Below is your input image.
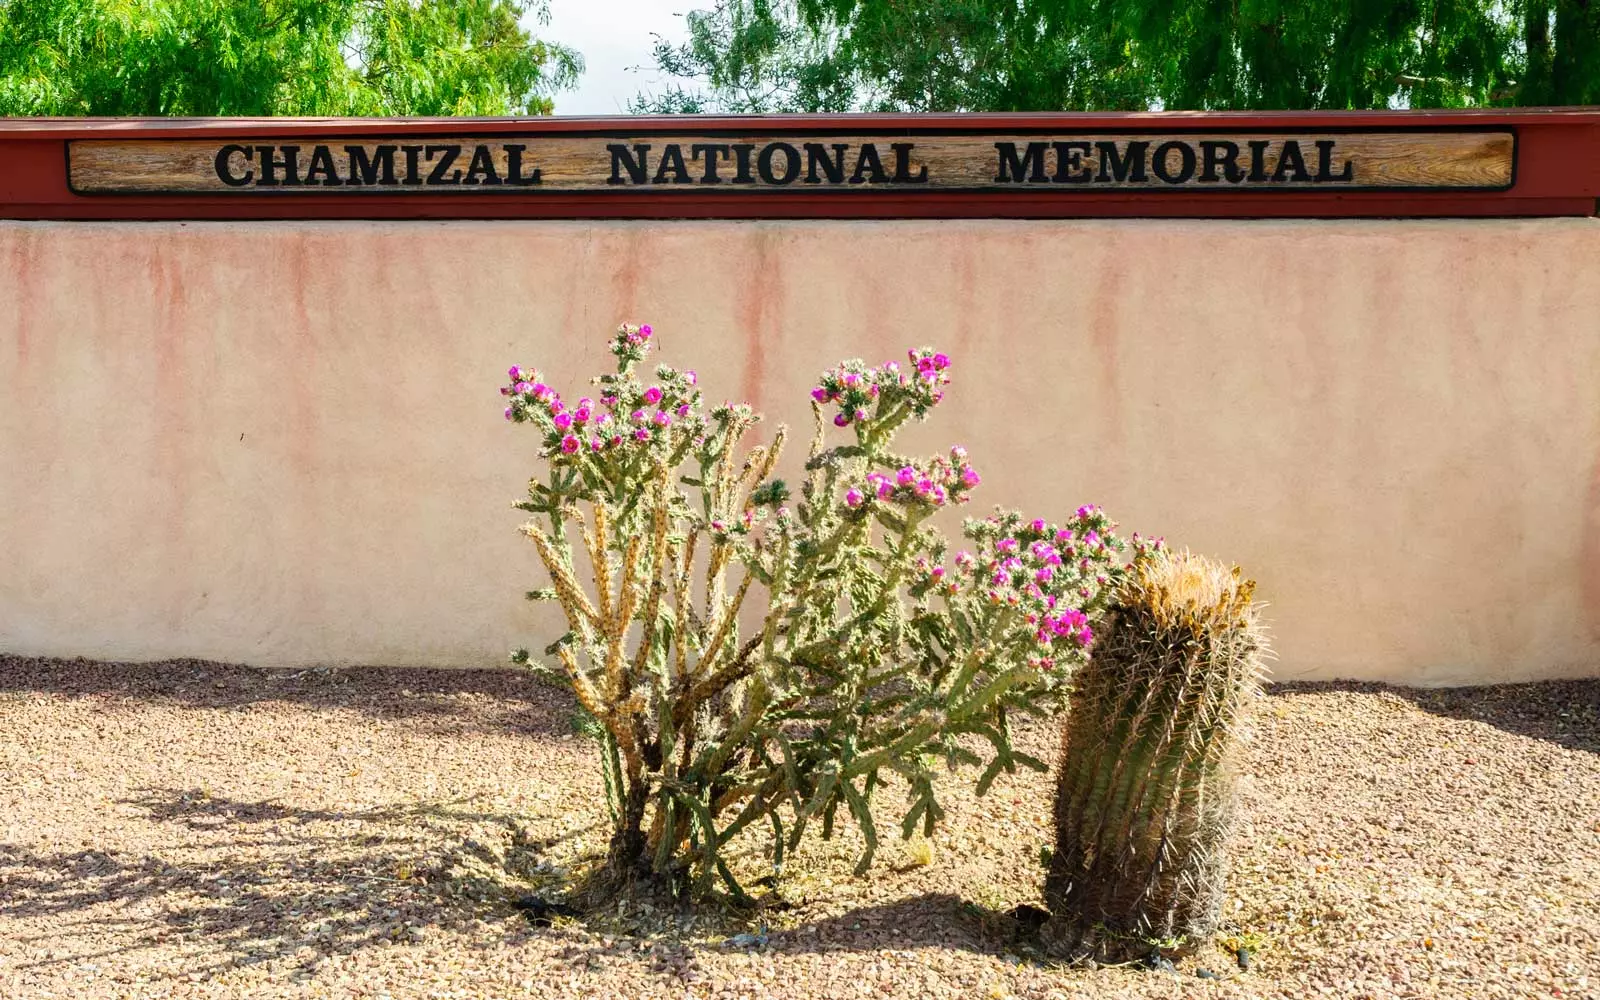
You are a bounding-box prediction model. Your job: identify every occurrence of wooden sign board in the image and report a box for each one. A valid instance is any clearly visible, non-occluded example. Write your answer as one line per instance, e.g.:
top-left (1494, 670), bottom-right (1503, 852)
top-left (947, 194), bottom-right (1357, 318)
top-left (68, 131), bottom-right (1514, 195)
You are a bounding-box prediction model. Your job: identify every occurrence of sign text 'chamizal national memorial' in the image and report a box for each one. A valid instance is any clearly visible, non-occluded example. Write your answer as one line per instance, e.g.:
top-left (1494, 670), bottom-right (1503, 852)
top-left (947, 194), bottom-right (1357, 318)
top-left (68, 131), bottom-right (1514, 194)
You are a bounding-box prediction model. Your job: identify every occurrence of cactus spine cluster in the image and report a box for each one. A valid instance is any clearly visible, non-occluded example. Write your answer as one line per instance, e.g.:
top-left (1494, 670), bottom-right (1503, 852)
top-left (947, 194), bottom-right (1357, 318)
top-left (1044, 551), bottom-right (1267, 960)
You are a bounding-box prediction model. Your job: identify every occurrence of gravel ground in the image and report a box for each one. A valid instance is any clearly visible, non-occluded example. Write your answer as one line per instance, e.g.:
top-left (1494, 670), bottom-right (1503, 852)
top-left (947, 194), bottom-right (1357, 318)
top-left (1, 657), bottom-right (1596, 1000)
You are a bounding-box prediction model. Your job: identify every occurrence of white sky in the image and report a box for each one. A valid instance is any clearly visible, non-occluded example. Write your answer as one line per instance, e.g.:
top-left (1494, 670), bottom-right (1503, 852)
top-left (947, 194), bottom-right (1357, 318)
top-left (534, 0), bottom-right (695, 116)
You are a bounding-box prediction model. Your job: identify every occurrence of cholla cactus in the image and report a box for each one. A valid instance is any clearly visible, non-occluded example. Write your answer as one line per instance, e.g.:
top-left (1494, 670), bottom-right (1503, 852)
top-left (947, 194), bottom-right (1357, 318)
top-left (1043, 551), bottom-right (1267, 960)
top-left (502, 323), bottom-right (1155, 897)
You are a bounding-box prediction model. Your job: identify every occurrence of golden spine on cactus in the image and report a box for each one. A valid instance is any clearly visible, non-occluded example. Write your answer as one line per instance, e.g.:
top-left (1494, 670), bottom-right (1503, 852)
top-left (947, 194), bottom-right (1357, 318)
top-left (1044, 551), bottom-right (1268, 962)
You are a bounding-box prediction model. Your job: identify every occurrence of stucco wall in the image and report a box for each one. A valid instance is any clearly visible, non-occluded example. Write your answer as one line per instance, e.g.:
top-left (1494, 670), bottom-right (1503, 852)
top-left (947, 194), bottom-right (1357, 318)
top-left (2, 219), bottom-right (1597, 685)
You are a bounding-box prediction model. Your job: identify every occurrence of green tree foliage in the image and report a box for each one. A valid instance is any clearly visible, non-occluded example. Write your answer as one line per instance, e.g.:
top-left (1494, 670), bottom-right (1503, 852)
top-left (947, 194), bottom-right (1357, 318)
top-left (631, 0), bottom-right (1600, 113)
top-left (0, 0), bottom-right (581, 116)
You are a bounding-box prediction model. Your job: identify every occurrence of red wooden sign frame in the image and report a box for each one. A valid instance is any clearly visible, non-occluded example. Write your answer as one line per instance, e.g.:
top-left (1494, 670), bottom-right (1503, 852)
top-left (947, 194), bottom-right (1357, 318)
top-left (2, 110), bottom-right (1597, 220)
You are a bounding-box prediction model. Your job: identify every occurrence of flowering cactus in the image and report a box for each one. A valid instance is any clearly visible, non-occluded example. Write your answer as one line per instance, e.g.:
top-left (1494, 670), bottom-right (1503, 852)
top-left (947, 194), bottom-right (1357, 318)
top-left (503, 323), bottom-right (1158, 897)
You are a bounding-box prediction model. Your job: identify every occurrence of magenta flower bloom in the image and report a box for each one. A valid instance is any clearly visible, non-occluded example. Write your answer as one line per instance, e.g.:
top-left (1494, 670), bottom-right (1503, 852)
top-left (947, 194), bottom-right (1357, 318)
top-left (845, 488), bottom-right (864, 508)
top-left (950, 445), bottom-right (967, 461)
top-left (834, 412), bottom-right (850, 427)
top-left (1076, 626), bottom-right (1094, 646)
top-left (530, 382), bottom-right (546, 396)
top-left (653, 410), bottom-right (671, 427)
top-left (676, 403), bottom-right (691, 417)
top-left (499, 386), bottom-right (511, 396)
top-left (560, 435), bottom-right (579, 453)
top-left (634, 428), bottom-right (650, 441)
top-left (590, 438), bottom-right (603, 451)
top-left (896, 466), bottom-right (916, 486)
top-left (992, 569), bottom-right (1012, 587)
top-left (643, 386), bottom-right (663, 405)
top-left (811, 386), bottom-right (828, 402)
top-left (508, 366), bottom-right (523, 381)
top-left (930, 566), bottom-right (945, 579)
top-left (1030, 518), bottom-right (1046, 533)
top-left (853, 408), bottom-right (867, 422)
top-left (554, 412), bottom-right (573, 430)
top-left (610, 434), bottom-right (623, 446)
top-left (548, 397), bottom-right (565, 415)
top-left (960, 466), bottom-right (980, 488)
top-left (954, 551), bottom-right (974, 569)
top-left (1036, 566), bottom-right (1054, 583)
top-left (639, 324), bottom-right (652, 338)
top-left (876, 480), bottom-right (894, 499)
top-left (842, 372), bottom-right (859, 387)
top-left (931, 485), bottom-right (947, 504)
top-left (514, 380), bottom-right (531, 394)
top-left (573, 406), bottom-right (591, 423)
top-left (631, 409), bottom-right (647, 424)
top-left (996, 538), bottom-right (1018, 554)
top-left (503, 407), bottom-right (513, 421)
top-left (685, 370), bottom-right (697, 385)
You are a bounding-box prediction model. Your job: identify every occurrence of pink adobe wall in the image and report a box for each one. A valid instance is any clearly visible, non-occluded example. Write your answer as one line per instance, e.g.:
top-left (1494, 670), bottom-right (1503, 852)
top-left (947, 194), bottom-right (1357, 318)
top-left (1, 219), bottom-right (1597, 685)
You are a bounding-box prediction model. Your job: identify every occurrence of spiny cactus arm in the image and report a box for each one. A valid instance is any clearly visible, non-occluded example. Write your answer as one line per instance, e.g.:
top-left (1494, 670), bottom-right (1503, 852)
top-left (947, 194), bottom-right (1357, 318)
top-left (582, 503), bottom-right (615, 628)
top-left (673, 633), bottom-right (763, 730)
top-left (690, 569), bottom-right (755, 682)
top-left (629, 468), bottom-right (675, 678)
top-left (521, 522), bottom-right (603, 632)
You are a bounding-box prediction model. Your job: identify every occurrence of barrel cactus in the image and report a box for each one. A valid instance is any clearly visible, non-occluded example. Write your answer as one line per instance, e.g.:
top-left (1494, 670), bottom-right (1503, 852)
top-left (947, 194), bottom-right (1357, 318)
top-left (1043, 551), bottom-right (1267, 961)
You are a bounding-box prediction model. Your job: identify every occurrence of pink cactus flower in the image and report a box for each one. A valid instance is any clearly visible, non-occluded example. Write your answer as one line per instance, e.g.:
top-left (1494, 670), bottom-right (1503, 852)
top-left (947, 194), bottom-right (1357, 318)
top-left (653, 411), bottom-right (671, 427)
top-left (553, 412), bottom-right (573, 430)
top-left (811, 387), bottom-right (828, 402)
top-left (897, 466), bottom-right (916, 486)
top-left (561, 435), bottom-right (579, 453)
top-left (508, 366), bottom-right (523, 381)
top-left (639, 324), bottom-right (653, 339)
top-left (676, 404), bottom-right (691, 417)
top-left (643, 386), bottom-right (663, 405)
top-left (573, 406), bottom-right (591, 423)
top-left (845, 489), bottom-right (864, 508)
top-left (685, 370), bottom-right (697, 385)
top-left (960, 466), bottom-right (980, 488)
top-left (631, 409), bottom-right (647, 424)
top-left (503, 407), bottom-right (513, 421)
top-left (634, 428), bottom-right (650, 441)
top-left (834, 412), bottom-right (851, 427)
top-left (876, 480), bottom-right (894, 499)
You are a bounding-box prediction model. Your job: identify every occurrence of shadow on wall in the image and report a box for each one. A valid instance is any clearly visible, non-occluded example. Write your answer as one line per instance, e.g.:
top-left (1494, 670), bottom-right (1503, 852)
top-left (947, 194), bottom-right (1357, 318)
top-left (1269, 679), bottom-right (1600, 756)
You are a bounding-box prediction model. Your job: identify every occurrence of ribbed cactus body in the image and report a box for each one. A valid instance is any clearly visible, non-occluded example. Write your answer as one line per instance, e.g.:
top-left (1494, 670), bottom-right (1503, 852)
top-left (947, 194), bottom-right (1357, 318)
top-left (1044, 552), bottom-right (1266, 960)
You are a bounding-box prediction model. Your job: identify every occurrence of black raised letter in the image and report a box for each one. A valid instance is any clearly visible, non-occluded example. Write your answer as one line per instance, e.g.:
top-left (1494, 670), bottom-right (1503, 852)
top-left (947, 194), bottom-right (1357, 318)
top-left (1247, 140), bottom-right (1271, 182)
top-left (691, 144), bottom-right (730, 184)
top-left (652, 144), bottom-right (692, 184)
top-left (1051, 141), bottom-right (1093, 184)
top-left (891, 143), bottom-right (928, 183)
top-left (304, 145), bottom-right (343, 186)
top-left (426, 145), bottom-right (462, 184)
top-left (1315, 140), bottom-right (1354, 182)
top-left (1095, 141), bottom-right (1149, 183)
top-left (849, 144), bottom-right (888, 184)
top-left (1271, 140), bottom-right (1312, 182)
top-left (995, 142), bottom-right (1048, 183)
top-left (504, 145), bottom-right (541, 186)
top-left (731, 144), bottom-right (757, 184)
top-left (757, 142), bottom-right (801, 185)
top-left (463, 145), bottom-right (503, 185)
top-left (400, 145), bottom-right (424, 185)
top-left (214, 144), bottom-right (253, 186)
top-left (1151, 141), bottom-right (1196, 184)
top-left (608, 144), bottom-right (650, 185)
top-left (1199, 140), bottom-right (1243, 183)
top-left (804, 143), bottom-right (848, 184)
top-left (345, 145), bottom-right (397, 186)
top-left (255, 145), bottom-right (302, 187)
